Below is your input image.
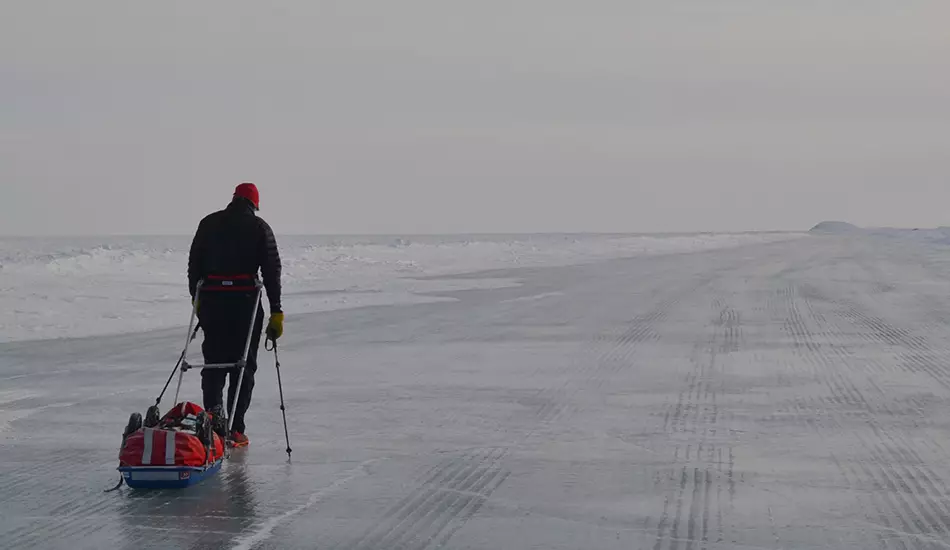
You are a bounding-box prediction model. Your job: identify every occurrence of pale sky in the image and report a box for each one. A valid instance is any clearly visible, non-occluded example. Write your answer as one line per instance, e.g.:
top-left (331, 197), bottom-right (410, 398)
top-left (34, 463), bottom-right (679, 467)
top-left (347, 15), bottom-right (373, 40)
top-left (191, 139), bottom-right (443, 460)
top-left (3, 1), bottom-right (949, 235)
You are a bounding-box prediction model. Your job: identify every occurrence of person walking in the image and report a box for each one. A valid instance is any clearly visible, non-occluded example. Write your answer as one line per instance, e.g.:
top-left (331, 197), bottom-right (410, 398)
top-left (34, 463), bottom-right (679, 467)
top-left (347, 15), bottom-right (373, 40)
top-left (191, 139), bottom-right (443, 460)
top-left (187, 182), bottom-right (284, 446)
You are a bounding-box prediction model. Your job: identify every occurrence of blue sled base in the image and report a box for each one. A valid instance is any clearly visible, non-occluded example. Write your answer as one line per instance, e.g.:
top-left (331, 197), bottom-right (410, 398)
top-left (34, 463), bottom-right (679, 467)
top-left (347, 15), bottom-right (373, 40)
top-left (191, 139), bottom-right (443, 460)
top-left (118, 459), bottom-right (223, 489)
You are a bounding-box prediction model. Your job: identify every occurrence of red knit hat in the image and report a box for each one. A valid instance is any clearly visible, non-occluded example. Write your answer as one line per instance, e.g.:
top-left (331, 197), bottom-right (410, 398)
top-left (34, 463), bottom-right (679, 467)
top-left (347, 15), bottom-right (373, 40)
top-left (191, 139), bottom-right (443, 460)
top-left (233, 183), bottom-right (260, 210)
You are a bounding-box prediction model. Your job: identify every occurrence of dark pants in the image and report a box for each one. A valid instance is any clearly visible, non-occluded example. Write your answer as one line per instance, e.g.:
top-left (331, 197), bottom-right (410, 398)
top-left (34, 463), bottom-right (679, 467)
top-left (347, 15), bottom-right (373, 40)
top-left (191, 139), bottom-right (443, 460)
top-left (197, 290), bottom-right (264, 435)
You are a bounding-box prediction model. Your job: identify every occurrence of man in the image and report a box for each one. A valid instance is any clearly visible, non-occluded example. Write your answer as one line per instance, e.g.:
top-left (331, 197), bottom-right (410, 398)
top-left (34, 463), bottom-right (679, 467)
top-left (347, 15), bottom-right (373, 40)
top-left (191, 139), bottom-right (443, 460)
top-left (187, 182), bottom-right (284, 447)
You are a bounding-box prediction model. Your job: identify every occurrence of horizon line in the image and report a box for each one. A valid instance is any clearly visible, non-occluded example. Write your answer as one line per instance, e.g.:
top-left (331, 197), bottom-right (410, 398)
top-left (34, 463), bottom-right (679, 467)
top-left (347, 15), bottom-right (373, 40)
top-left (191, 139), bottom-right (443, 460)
top-left (0, 228), bottom-right (813, 239)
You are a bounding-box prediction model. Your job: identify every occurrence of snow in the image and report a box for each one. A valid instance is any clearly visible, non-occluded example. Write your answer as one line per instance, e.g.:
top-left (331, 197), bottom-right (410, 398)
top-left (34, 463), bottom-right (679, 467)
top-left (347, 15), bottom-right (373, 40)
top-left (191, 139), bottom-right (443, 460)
top-left (0, 232), bottom-right (803, 342)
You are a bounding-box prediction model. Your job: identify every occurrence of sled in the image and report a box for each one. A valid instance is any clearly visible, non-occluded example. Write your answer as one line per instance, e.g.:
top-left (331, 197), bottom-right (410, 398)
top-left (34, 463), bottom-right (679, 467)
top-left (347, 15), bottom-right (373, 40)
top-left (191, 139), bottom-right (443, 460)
top-left (111, 276), bottom-right (263, 490)
top-left (117, 402), bottom-right (226, 489)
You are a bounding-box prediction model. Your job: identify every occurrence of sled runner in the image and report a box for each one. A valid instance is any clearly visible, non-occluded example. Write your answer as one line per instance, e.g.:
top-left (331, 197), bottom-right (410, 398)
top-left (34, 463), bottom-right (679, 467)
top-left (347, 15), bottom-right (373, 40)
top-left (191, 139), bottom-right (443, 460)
top-left (111, 276), bottom-right (263, 490)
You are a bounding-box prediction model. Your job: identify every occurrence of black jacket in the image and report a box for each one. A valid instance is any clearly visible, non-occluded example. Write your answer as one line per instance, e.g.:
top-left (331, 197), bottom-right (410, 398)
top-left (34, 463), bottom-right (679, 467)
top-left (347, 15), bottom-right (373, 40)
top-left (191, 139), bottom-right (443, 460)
top-left (188, 198), bottom-right (282, 313)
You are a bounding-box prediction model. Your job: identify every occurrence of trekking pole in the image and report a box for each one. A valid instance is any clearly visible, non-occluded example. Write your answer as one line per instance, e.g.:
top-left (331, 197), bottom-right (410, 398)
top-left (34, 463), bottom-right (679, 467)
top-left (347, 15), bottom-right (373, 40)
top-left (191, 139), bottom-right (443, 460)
top-left (156, 323), bottom-right (200, 406)
top-left (266, 335), bottom-right (292, 460)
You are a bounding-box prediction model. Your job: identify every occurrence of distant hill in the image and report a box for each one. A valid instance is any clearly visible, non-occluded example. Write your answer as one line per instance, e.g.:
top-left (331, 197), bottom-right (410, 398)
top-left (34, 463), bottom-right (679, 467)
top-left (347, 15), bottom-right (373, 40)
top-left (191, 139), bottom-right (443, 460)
top-left (810, 221), bottom-right (861, 234)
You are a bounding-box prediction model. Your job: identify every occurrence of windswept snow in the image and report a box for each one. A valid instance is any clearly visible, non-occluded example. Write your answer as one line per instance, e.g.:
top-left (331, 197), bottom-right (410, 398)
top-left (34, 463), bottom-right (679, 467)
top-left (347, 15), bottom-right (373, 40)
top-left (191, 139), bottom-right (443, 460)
top-left (0, 232), bottom-right (802, 342)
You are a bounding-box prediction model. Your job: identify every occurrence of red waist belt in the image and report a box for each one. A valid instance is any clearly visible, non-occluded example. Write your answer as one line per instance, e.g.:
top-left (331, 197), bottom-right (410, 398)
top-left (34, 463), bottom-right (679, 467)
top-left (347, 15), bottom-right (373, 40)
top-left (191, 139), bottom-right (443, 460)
top-left (201, 274), bottom-right (261, 292)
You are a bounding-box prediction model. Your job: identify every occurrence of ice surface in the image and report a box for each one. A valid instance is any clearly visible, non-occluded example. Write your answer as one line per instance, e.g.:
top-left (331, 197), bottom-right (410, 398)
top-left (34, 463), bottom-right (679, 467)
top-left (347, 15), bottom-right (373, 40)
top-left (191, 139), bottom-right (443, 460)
top-left (0, 232), bottom-right (803, 342)
top-left (4, 232), bottom-right (950, 549)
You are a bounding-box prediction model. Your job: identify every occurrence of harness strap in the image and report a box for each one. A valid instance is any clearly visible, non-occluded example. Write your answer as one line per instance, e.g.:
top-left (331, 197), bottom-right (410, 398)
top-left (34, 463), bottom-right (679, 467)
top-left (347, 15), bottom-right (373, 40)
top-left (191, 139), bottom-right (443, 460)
top-left (201, 274), bottom-right (261, 292)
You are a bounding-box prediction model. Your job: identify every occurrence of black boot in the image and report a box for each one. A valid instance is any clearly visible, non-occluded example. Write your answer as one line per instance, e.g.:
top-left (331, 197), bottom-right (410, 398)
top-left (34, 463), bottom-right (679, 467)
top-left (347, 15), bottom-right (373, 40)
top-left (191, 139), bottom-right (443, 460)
top-left (209, 404), bottom-right (227, 438)
top-left (144, 405), bottom-right (161, 428)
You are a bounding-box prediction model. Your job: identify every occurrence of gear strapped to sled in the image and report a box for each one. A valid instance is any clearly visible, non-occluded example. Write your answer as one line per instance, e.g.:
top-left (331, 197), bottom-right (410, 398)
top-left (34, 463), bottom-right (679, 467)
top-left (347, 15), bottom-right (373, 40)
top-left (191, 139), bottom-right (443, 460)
top-left (116, 401), bottom-right (226, 488)
top-left (120, 403), bottom-right (225, 466)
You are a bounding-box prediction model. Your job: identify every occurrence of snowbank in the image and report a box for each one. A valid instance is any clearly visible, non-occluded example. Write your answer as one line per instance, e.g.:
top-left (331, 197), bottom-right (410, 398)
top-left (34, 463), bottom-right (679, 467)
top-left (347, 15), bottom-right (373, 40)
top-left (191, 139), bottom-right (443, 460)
top-left (0, 232), bottom-right (803, 342)
top-left (809, 221), bottom-right (862, 234)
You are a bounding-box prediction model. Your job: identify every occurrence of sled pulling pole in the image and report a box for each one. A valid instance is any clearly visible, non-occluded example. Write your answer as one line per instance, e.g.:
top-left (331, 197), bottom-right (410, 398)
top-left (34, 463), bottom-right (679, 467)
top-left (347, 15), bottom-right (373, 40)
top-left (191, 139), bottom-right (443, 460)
top-left (226, 284), bottom-right (264, 436)
top-left (173, 281), bottom-right (203, 405)
top-left (157, 324), bottom-right (200, 406)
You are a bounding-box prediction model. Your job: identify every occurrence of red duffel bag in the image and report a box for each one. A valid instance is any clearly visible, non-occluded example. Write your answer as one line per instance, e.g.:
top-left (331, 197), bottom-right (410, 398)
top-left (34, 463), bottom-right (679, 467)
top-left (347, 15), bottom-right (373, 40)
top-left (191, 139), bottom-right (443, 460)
top-left (119, 402), bottom-right (224, 467)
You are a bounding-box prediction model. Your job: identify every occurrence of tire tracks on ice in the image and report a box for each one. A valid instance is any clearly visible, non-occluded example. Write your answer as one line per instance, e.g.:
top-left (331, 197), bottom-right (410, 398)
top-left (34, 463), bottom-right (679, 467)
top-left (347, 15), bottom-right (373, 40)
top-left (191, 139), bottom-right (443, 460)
top-left (333, 258), bottom-right (759, 550)
top-left (653, 294), bottom-right (738, 550)
top-left (781, 284), bottom-right (902, 549)
top-left (782, 282), bottom-right (950, 548)
top-left (326, 447), bottom-right (510, 550)
top-left (334, 270), bottom-right (723, 550)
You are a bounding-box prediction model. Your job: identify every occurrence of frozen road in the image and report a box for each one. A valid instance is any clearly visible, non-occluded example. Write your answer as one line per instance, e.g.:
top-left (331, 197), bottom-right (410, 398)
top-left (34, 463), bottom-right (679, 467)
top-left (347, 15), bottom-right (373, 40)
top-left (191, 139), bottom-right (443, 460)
top-left (6, 233), bottom-right (950, 549)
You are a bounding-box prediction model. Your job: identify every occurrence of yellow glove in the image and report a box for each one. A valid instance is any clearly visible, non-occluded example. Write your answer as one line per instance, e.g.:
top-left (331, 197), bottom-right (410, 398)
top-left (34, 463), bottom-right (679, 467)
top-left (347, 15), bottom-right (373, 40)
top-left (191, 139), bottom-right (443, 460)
top-left (266, 312), bottom-right (284, 340)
